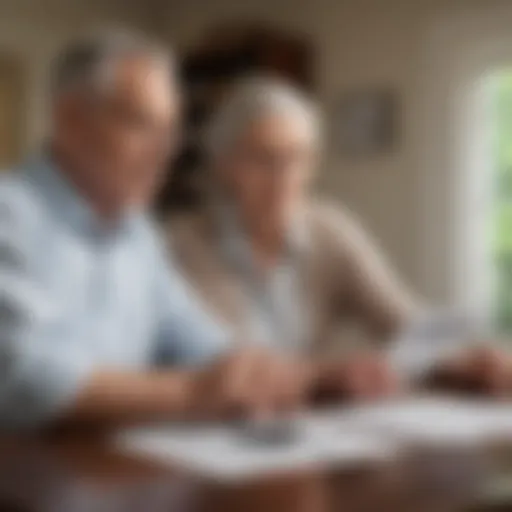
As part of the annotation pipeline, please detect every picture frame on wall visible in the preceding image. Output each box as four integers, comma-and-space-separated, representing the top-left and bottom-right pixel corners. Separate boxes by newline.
333, 88, 399, 159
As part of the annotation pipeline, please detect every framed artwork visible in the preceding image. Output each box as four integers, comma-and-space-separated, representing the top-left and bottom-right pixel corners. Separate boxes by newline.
333, 88, 399, 159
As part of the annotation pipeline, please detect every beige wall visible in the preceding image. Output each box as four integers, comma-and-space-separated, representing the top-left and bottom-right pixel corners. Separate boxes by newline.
0, 56, 24, 167
158, 0, 512, 304
3, 0, 511, 305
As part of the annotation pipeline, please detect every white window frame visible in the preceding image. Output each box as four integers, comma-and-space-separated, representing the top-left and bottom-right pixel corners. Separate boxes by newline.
417, 6, 512, 322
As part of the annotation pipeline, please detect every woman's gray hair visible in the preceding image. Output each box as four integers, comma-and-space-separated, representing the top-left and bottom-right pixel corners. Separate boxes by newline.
204, 75, 321, 159
51, 27, 174, 99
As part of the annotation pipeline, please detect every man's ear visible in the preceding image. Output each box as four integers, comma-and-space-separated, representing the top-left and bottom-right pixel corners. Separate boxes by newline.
214, 158, 235, 189
55, 90, 93, 133
53, 95, 74, 137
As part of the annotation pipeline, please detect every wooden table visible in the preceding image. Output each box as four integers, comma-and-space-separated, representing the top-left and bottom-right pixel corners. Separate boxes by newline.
0, 433, 200, 512
0, 423, 510, 512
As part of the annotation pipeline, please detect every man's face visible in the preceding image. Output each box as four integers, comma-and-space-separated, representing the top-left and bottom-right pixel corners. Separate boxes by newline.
220, 113, 317, 231
58, 56, 180, 211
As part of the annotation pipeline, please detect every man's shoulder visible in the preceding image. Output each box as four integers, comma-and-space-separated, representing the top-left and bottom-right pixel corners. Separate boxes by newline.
0, 168, 52, 275
0, 169, 30, 204
0, 168, 47, 233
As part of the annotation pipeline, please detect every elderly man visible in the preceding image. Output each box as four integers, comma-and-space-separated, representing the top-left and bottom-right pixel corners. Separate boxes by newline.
167, 76, 512, 399
0, 31, 310, 429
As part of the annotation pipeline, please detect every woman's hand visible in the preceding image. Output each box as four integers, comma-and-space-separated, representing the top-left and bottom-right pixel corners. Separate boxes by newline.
432, 345, 512, 397
311, 351, 401, 403
187, 347, 311, 420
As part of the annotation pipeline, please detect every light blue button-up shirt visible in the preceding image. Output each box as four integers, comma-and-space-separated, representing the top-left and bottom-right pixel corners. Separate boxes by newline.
0, 157, 230, 428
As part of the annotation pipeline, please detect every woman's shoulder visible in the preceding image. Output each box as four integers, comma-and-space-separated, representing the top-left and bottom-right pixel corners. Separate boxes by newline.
163, 207, 213, 240
305, 197, 368, 246
161, 207, 218, 266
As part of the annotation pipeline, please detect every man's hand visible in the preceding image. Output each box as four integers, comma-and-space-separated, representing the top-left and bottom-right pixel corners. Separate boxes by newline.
432, 345, 512, 397
312, 352, 401, 403
186, 348, 311, 420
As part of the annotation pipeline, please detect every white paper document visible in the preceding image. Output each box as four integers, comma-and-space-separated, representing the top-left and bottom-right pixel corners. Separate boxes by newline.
116, 413, 396, 482
347, 398, 512, 446
387, 309, 488, 380
116, 398, 512, 482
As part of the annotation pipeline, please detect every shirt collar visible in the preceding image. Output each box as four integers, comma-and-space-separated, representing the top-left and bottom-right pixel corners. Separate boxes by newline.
215, 201, 308, 273
24, 153, 138, 237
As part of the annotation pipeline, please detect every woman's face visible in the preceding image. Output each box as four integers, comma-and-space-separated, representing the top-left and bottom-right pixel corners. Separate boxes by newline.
219, 113, 317, 232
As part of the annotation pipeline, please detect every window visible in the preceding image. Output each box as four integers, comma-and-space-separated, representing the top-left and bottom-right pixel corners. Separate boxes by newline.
418, 8, 512, 326
490, 70, 512, 332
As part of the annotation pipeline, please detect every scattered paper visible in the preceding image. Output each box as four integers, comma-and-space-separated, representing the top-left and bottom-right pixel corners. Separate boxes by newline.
115, 398, 512, 482
387, 310, 488, 379
346, 398, 512, 445
116, 414, 396, 482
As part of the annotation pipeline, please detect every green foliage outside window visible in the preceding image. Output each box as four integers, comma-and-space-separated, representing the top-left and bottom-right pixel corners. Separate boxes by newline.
491, 71, 512, 332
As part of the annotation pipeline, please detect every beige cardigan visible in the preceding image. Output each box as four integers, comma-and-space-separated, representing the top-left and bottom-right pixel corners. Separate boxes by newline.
164, 200, 418, 355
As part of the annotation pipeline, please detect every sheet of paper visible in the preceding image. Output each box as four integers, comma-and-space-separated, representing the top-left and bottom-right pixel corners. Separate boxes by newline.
387, 310, 488, 379
346, 398, 512, 445
116, 415, 397, 482
115, 398, 512, 482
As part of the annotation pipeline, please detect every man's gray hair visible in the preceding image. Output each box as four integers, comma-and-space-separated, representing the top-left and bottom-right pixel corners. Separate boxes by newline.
51, 27, 174, 98
204, 75, 321, 158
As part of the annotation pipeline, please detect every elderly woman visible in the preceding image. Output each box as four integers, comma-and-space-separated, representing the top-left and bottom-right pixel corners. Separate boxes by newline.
166, 76, 512, 399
